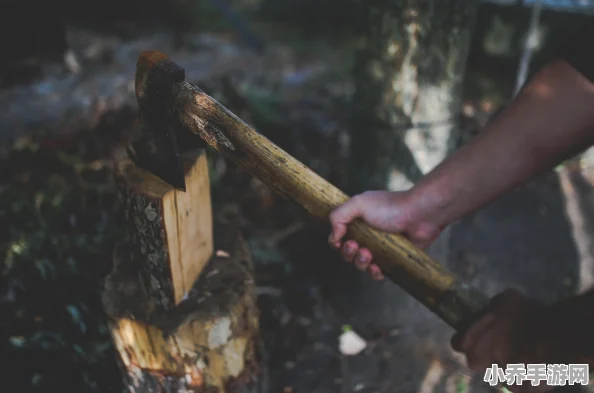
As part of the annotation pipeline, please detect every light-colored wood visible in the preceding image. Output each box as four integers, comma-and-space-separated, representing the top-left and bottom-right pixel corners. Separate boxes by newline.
165, 151, 213, 304
115, 149, 213, 308
133, 50, 491, 330
102, 223, 263, 393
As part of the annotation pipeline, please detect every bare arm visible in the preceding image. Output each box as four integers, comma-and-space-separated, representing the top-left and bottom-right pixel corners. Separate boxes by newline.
328, 40, 594, 277
412, 59, 594, 227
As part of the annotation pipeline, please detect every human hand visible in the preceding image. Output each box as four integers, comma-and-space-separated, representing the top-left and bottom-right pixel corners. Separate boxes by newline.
328, 190, 444, 280
451, 289, 568, 393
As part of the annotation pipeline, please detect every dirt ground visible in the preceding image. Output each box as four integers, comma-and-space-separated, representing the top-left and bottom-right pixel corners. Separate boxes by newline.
2, 28, 594, 393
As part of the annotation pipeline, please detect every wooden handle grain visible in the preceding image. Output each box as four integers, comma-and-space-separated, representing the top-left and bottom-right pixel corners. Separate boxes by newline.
140, 51, 491, 330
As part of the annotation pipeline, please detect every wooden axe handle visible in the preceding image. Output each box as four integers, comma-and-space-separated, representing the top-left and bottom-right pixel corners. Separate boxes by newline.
157, 54, 491, 330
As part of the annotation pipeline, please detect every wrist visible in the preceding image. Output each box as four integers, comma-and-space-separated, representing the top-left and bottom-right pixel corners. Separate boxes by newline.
407, 180, 458, 228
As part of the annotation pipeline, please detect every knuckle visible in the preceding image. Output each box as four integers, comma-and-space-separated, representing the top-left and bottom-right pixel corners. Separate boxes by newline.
346, 239, 357, 246
342, 243, 354, 253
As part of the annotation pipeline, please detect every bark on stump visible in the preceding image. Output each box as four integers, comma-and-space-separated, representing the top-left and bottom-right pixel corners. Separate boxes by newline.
114, 150, 214, 308
104, 149, 264, 393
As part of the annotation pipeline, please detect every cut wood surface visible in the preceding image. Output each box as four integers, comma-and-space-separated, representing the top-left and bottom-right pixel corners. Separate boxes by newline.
134, 51, 490, 331
115, 149, 213, 308
102, 222, 263, 393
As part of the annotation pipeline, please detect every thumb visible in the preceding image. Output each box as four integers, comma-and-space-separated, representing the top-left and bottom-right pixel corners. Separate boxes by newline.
328, 197, 363, 244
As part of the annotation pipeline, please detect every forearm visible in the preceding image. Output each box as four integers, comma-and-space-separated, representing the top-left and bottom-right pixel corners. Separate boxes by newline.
411, 59, 594, 227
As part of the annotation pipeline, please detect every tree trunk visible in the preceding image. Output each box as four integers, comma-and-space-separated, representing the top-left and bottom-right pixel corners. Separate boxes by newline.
326, 0, 477, 330
103, 223, 264, 393
349, 0, 477, 193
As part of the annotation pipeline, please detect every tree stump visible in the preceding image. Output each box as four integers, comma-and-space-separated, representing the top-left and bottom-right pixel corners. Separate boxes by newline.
104, 149, 265, 392
103, 223, 263, 393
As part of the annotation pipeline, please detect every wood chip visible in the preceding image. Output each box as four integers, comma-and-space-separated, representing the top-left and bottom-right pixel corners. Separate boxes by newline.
339, 330, 367, 356
216, 250, 231, 258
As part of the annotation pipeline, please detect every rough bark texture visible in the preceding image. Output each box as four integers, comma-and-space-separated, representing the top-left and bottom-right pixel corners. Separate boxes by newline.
115, 150, 213, 308
349, 0, 478, 193
102, 222, 264, 393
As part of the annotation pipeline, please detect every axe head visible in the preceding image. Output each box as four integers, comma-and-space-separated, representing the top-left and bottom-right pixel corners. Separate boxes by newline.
127, 51, 205, 191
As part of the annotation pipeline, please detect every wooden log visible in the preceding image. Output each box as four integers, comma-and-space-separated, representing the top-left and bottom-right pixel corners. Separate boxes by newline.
102, 222, 264, 393
114, 149, 213, 308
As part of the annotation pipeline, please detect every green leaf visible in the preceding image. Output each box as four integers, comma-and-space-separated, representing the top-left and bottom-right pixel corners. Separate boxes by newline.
456, 377, 467, 393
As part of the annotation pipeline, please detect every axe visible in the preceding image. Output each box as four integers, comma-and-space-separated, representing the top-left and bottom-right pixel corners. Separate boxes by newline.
127, 50, 491, 332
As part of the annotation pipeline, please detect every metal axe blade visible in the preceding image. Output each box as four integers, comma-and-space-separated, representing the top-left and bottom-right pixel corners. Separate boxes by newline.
126, 121, 187, 191
127, 50, 205, 191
